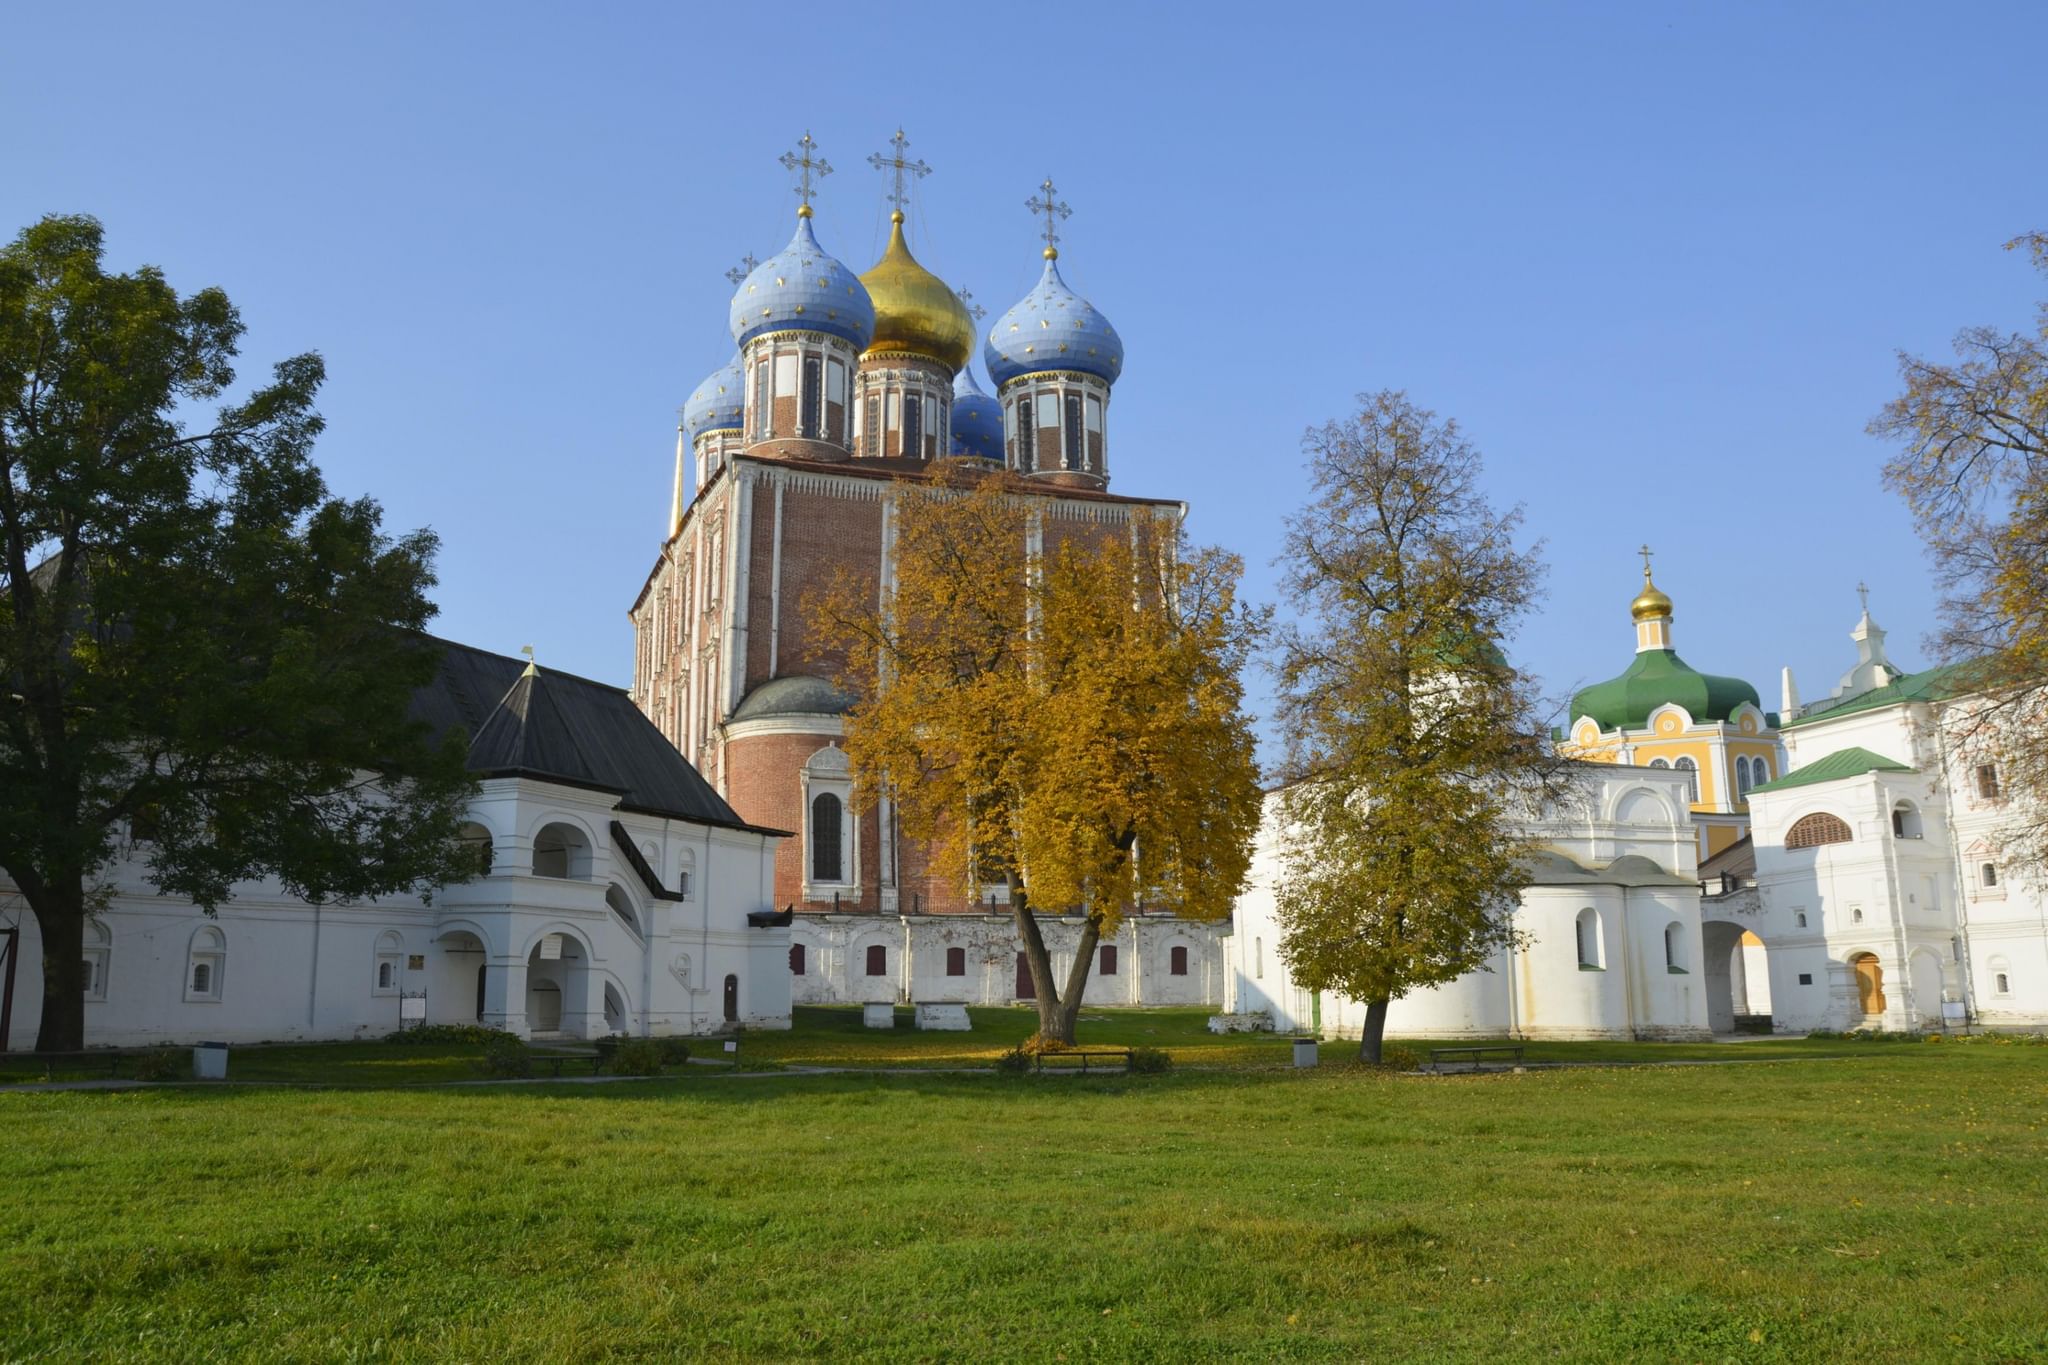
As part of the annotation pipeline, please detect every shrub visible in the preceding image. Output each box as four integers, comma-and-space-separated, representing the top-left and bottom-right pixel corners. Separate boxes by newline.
131, 1048, 188, 1082
993, 1045, 1032, 1075
1020, 1034, 1072, 1056
1127, 1046, 1172, 1075
385, 1023, 517, 1046
478, 1037, 532, 1080
1377, 1044, 1422, 1072
658, 1038, 693, 1065
608, 1038, 667, 1076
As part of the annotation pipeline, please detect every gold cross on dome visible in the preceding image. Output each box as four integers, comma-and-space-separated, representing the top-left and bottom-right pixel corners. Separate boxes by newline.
779, 132, 832, 216
1026, 177, 1072, 259
956, 287, 986, 322
724, 253, 759, 286
1638, 544, 1654, 578
867, 128, 931, 214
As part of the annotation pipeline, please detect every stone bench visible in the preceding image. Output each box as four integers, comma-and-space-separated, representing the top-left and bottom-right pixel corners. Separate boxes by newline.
914, 1002, 972, 1031
862, 1003, 897, 1030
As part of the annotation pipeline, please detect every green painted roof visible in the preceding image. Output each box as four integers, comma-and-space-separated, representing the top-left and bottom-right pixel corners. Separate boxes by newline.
1749, 746, 1913, 794
1570, 649, 1762, 731
1781, 663, 1971, 729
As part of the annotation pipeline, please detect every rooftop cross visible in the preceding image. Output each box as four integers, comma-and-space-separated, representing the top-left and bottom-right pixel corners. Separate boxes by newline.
724, 253, 759, 286
1857, 580, 1871, 613
956, 287, 986, 323
779, 132, 832, 218
1026, 177, 1072, 259
1638, 544, 1654, 579
867, 128, 931, 216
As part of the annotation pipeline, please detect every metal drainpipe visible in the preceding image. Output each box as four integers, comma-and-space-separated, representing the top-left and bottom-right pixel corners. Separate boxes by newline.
1935, 721, 1978, 1011
1617, 892, 1638, 1040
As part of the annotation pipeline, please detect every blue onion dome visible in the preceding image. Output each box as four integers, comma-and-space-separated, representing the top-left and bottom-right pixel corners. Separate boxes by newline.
950, 367, 1004, 461
682, 357, 744, 444
983, 255, 1123, 387
727, 215, 875, 350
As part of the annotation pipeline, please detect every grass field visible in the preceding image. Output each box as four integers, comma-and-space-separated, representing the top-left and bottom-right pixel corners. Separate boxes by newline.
3, 1033, 2044, 1360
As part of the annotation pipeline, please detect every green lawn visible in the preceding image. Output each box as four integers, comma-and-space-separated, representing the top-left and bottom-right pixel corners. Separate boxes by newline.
3, 1045, 2044, 1359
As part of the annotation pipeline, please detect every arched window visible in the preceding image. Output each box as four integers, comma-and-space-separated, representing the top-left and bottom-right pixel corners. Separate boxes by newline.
789, 944, 806, 976
1753, 756, 1771, 784
457, 822, 493, 877
865, 944, 887, 977
1735, 756, 1753, 799
1981, 863, 2000, 888
186, 926, 226, 1002
374, 930, 404, 997
1996, 971, 2012, 995
1648, 757, 1670, 769
1170, 945, 1189, 976
945, 946, 966, 977
1063, 394, 1083, 470
1015, 399, 1035, 472
605, 885, 642, 938
811, 792, 843, 883
902, 392, 922, 458
1785, 812, 1852, 849
532, 822, 592, 879
800, 355, 822, 438
1664, 922, 1687, 973
1575, 908, 1603, 969
1673, 756, 1699, 803
1099, 945, 1118, 976
1891, 802, 1922, 839
82, 920, 110, 1002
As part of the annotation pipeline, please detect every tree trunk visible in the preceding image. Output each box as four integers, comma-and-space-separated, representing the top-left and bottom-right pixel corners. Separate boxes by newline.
1356, 997, 1390, 1065
1008, 886, 1102, 1046
30, 885, 86, 1052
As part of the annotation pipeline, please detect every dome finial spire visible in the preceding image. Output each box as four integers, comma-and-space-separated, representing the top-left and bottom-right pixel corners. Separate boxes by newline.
1027, 177, 1072, 260
867, 128, 931, 226
779, 131, 832, 219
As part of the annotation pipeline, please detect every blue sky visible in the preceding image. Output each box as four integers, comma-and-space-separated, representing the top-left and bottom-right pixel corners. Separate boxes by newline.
5, 2, 2043, 745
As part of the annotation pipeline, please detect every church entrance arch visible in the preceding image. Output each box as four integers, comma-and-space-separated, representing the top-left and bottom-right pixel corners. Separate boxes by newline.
1701, 921, 1774, 1034
525, 930, 591, 1037
1850, 953, 1886, 1017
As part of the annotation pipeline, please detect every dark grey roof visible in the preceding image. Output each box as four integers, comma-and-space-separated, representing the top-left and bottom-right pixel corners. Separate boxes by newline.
731, 674, 856, 722
408, 636, 772, 833
1523, 849, 1694, 888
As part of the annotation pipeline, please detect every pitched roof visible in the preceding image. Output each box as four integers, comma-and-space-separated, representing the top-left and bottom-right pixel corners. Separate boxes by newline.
1523, 849, 1695, 887
1781, 663, 1972, 729
1749, 745, 1914, 794
408, 636, 773, 832
1698, 835, 1755, 881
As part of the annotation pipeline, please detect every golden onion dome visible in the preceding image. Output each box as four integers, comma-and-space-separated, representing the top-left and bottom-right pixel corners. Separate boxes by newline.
859, 213, 974, 373
1630, 569, 1674, 622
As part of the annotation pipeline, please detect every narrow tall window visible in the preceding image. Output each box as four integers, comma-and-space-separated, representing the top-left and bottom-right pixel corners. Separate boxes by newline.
1996, 972, 2011, 994
1170, 946, 1188, 976
1576, 908, 1601, 969
1982, 863, 2000, 888
1736, 756, 1752, 799
1100, 944, 1118, 976
1016, 400, 1034, 472
1085, 395, 1104, 470
865, 944, 886, 976
1674, 756, 1699, 802
1064, 394, 1083, 470
1255, 937, 1263, 979
789, 944, 806, 976
902, 393, 923, 459
754, 358, 771, 439
800, 355, 822, 437
1976, 764, 2001, 799
1664, 922, 1686, 972
811, 792, 843, 882
945, 946, 966, 977
864, 391, 879, 455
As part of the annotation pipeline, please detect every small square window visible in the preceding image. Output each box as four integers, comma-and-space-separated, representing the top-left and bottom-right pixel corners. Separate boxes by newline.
1797, 973, 1814, 986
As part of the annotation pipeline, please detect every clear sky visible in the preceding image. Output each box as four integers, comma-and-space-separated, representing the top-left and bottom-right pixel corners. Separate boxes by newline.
5, 2, 2043, 748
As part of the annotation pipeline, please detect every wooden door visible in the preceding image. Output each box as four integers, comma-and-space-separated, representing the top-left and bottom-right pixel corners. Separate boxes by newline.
1853, 955, 1886, 1015
723, 974, 739, 1023
1015, 952, 1035, 1000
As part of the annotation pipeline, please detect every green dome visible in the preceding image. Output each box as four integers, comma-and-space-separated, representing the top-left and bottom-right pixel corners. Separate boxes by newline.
1570, 649, 1760, 731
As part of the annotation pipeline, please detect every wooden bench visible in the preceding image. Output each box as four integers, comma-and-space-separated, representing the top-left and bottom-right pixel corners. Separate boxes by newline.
1034, 1048, 1131, 1075
529, 1050, 604, 1078
1428, 1045, 1525, 1073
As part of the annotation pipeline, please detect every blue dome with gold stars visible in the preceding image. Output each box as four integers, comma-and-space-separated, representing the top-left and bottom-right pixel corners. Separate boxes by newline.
950, 366, 1004, 461
683, 357, 744, 444
984, 256, 1123, 387
728, 215, 875, 350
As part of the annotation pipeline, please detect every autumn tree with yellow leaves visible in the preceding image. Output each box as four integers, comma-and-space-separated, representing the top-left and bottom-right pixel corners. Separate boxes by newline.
809, 466, 1265, 1045
1875, 231, 2048, 876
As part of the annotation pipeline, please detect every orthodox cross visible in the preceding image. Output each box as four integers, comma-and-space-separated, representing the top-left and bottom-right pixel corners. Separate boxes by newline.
724, 253, 759, 286
1857, 580, 1870, 612
1638, 544, 1654, 578
867, 128, 931, 214
779, 132, 831, 215
956, 287, 986, 323
1026, 177, 1072, 258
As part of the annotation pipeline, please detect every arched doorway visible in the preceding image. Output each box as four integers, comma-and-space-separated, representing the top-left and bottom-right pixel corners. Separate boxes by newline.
722, 974, 739, 1023
1850, 953, 1886, 1018
1701, 921, 1772, 1034
530, 980, 563, 1032
526, 931, 590, 1037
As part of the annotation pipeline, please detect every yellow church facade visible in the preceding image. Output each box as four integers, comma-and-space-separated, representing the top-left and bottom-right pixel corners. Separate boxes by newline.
1560, 561, 1785, 860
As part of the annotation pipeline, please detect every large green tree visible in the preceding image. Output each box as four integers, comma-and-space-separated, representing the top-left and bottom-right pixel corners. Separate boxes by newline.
1272, 391, 1571, 1063
811, 466, 1265, 1044
1875, 232, 2048, 876
0, 216, 479, 1051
